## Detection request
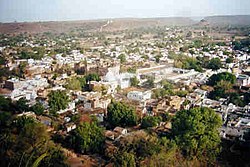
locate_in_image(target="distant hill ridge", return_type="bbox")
[0,17,195,34]
[0,15,249,34]
[204,15,250,26]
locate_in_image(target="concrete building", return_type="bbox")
[127,90,151,101]
[236,74,250,87]
[4,78,22,90]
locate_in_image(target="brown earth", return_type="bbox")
[0,17,196,34]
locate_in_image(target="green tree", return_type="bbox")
[114,152,136,167]
[40,146,68,167]
[130,77,139,87]
[159,112,172,122]
[144,76,154,88]
[162,80,173,90]
[193,40,203,48]
[77,77,87,90]
[107,101,137,128]
[0,95,13,112]
[173,55,203,72]
[145,144,182,167]
[85,73,100,83]
[175,90,188,97]
[19,51,29,59]
[118,54,126,64]
[152,88,167,99]
[69,122,104,154]
[18,61,28,78]
[18,118,50,148]
[172,107,222,162]
[141,116,161,129]
[0,116,68,167]
[226,57,234,63]
[244,92,250,104]
[48,90,70,115]
[141,55,149,60]
[0,67,11,82]
[115,131,161,160]
[65,77,81,90]
[127,67,137,73]
[16,97,29,113]
[232,38,250,51]
[216,80,233,91]
[0,112,12,127]
[229,92,245,107]
[13,115,36,129]
[182,99,191,107]
[207,72,236,87]
[31,102,45,115]
[208,79,233,100]
[208,87,226,100]
[155,55,162,63]
[152,81,175,98]
[207,58,222,71]
[0,56,7,65]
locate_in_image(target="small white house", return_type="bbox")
[127,90,151,101]
[103,72,135,89]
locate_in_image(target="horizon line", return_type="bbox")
[1,14,250,24]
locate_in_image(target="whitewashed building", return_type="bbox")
[236,74,250,87]
[127,90,151,101]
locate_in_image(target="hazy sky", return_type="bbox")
[0,0,250,22]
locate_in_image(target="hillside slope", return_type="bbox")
[0,17,195,34]
[204,15,250,26]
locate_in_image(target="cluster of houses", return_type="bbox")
[0,26,250,143]
[4,76,49,102]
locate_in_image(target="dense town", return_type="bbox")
[0,20,250,166]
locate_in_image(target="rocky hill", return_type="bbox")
[0,17,195,34]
